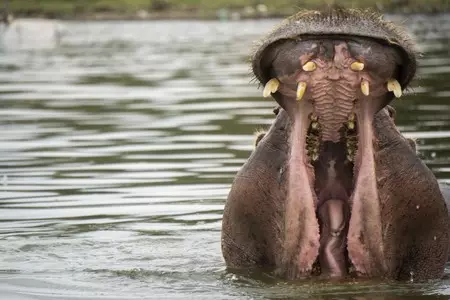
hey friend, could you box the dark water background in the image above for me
[0,14,449,299]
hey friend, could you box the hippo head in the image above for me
[249,9,419,278]
[252,9,416,136]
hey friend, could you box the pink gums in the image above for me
[281,107,320,276]
[347,105,387,276]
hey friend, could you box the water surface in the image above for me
[0,14,450,299]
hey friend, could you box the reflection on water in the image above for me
[0,14,449,299]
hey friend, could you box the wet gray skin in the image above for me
[221,9,450,281]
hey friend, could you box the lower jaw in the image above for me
[281,100,384,279]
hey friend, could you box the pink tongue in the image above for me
[280,108,320,279]
[318,199,348,277]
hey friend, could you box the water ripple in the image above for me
[0,15,449,300]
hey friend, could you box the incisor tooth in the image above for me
[387,79,402,98]
[302,61,316,72]
[350,61,365,71]
[296,82,307,101]
[361,80,370,96]
[263,78,280,98]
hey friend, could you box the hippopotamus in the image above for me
[221,8,450,281]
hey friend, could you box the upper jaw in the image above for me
[260,37,405,132]
[252,9,417,89]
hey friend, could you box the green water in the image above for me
[0,15,449,299]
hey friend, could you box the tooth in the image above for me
[348,120,355,130]
[263,78,280,98]
[387,79,402,98]
[361,80,370,96]
[296,82,307,101]
[348,113,355,121]
[302,61,316,72]
[347,154,353,162]
[350,61,365,71]
[311,121,319,130]
[312,153,319,162]
[310,114,318,121]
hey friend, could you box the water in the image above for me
[0,14,449,299]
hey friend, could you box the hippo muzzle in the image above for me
[222,8,449,281]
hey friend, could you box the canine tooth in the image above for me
[361,80,370,96]
[296,82,307,101]
[311,121,319,130]
[263,78,280,98]
[347,154,353,162]
[387,79,402,98]
[311,153,319,161]
[350,61,365,71]
[302,61,316,72]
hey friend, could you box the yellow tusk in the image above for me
[350,61,365,71]
[296,82,307,101]
[361,80,370,96]
[387,79,402,98]
[302,61,317,72]
[263,78,280,98]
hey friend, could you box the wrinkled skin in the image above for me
[221,9,450,281]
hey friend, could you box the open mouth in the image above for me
[253,33,415,278]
